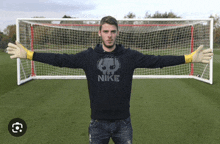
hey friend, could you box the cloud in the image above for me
[0,10,66,31]
[0,0,95,12]
[0,0,96,32]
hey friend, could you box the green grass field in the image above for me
[0,50,220,144]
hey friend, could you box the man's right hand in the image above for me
[7,41,34,60]
[185,45,213,64]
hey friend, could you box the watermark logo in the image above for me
[8,118,27,137]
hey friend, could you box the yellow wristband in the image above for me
[184,54,192,63]
[20,43,34,60]
[27,50,34,60]
[184,50,198,63]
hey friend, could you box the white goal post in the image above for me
[16,18,213,85]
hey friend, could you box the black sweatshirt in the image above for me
[33,44,185,120]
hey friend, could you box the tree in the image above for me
[0,31,4,41]
[60,15,83,24]
[32,16,51,24]
[209,14,220,46]
[145,11,181,18]
[4,24,16,42]
[60,15,72,24]
[209,14,220,29]
[123,12,136,25]
[142,11,182,49]
[1,24,16,50]
[145,12,151,18]
[62,15,72,18]
[124,12,136,19]
[0,31,11,51]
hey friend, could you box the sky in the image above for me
[0,0,219,33]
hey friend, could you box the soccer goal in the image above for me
[16,18,213,85]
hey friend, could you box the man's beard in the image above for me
[102,39,116,49]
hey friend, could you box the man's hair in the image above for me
[100,16,118,31]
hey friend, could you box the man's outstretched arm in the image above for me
[6,41,88,68]
[133,45,213,69]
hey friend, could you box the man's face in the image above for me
[99,23,119,49]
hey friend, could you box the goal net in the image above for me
[16,18,213,85]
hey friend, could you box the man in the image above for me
[7,16,213,144]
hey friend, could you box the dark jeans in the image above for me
[88,117,133,144]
